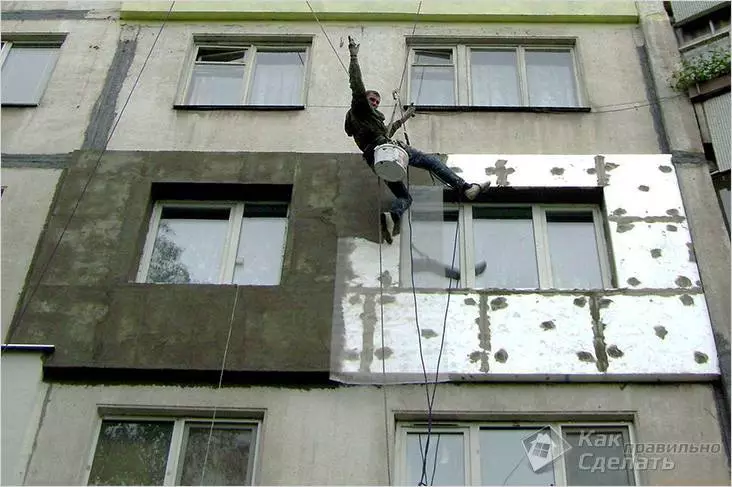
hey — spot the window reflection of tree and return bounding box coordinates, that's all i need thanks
[148,222,192,283]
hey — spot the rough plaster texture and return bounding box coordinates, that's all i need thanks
[8,151,346,373]
[104,21,663,155]
[0,17,119,154]
[1,168,62,341]
[1,352,49,486]
[332,154,719,382]
[20,382,729,485]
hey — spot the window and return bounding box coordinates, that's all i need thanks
[407,42,582,108]
[87,418,259,485]
[398,421,637,486]
[0,39,62,106]
[404,203,611,290]
[713,170,731,235]
[137,201,288,285]
[675,5,731,45]
[178,41,309,107]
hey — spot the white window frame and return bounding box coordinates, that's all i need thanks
[136,200,288,285]
[395,420,640,486]
[402,203,612,290]
[407,41,583,108]
[178,41,310,107]
[84,416,261,486]
[407,46,459,106]
[0,38,62,106]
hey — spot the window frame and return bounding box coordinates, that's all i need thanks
[408,45,459,106]
[84,415,262,486]
[674,5,731,47]
[395,420,640,486]
[402,203,612,290]
[406,40,586,110]
[0,37,63,106]
[176,40,311,109]
[136,200,289,285]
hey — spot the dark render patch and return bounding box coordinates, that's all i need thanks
[421,329,438,339]
[541,320,556,331]
[380,295,396,304]
[654,326,668,339]
[679,294,694,306]
[551,167,565,176]
[694,351,708,364]
[577,351,596,363]
[344,349,360,361]
[616,223,634,233]
[666,224,678,232]
[494,349,508,363]
[374,347,393,360]
[469,351,482,363]
[612,208,627,216]
[490,297,508,311]
[675,276,692,288]
[659,165,673,173]
[638,185,650,192]
[650,248,662,258]
[464,297,476,306]
[627,277,641,286]
[606,345,624,358]
[573,297,587,307]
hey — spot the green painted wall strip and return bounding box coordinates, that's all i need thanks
[120,0,639,23]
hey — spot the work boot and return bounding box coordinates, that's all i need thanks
[464,181,492,200]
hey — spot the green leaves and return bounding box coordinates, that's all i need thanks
[670,48,731,92]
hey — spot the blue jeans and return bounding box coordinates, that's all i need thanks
[365,144,468,218]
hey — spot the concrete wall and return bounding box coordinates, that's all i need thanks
[21,382,729,485]
[0,351,50,486]
[1,168,63,341]
[334,154,719,382]
[1,14,120,154]
[101,20,664,155]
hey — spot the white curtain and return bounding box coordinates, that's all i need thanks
[248,51,305,105]
[471,49,520,106]
[525,50,578,107]
[186,63,246,105]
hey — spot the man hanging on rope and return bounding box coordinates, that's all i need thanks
[344,36,490,244]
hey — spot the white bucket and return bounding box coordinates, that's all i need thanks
[373,143,409,182]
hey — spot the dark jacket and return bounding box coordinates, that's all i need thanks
[344,52,389,153]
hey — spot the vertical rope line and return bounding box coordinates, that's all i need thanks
[200,288,240,485]
[305,0,349,76]
[377,179,392,485]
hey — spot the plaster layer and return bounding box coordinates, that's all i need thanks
[332,154,718,383]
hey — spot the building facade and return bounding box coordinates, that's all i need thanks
[1,1,730,485]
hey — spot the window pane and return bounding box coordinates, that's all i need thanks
[88,420,173,486]
[248,51,306,105]
[473,207,539,288]
[179,424,255,486]
[146,207,229,284]
[406,432,465,485]
[186,64,246,105]
[234,207,288,285]
[546,211,603,289]
[414,49,453,65]
[411,210,460,288]
[1,47,59,104]
[480,428,555,485]
[471,50,520,106]
[410,66,455,105]
[196,47,247,63]
[525,50,578,107]
[564,427,634,486]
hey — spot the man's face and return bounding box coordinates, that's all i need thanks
[368,94,381,109]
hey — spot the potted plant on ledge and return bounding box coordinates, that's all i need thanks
[670,47,731,101]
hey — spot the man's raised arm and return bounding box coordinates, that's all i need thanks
[348,36,368,110]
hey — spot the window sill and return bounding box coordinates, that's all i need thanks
[1,102,39,107]
[410,105,591,113]
[173,104,305,111]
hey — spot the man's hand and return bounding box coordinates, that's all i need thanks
[404,103,416,119]
[348,36,359,56]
